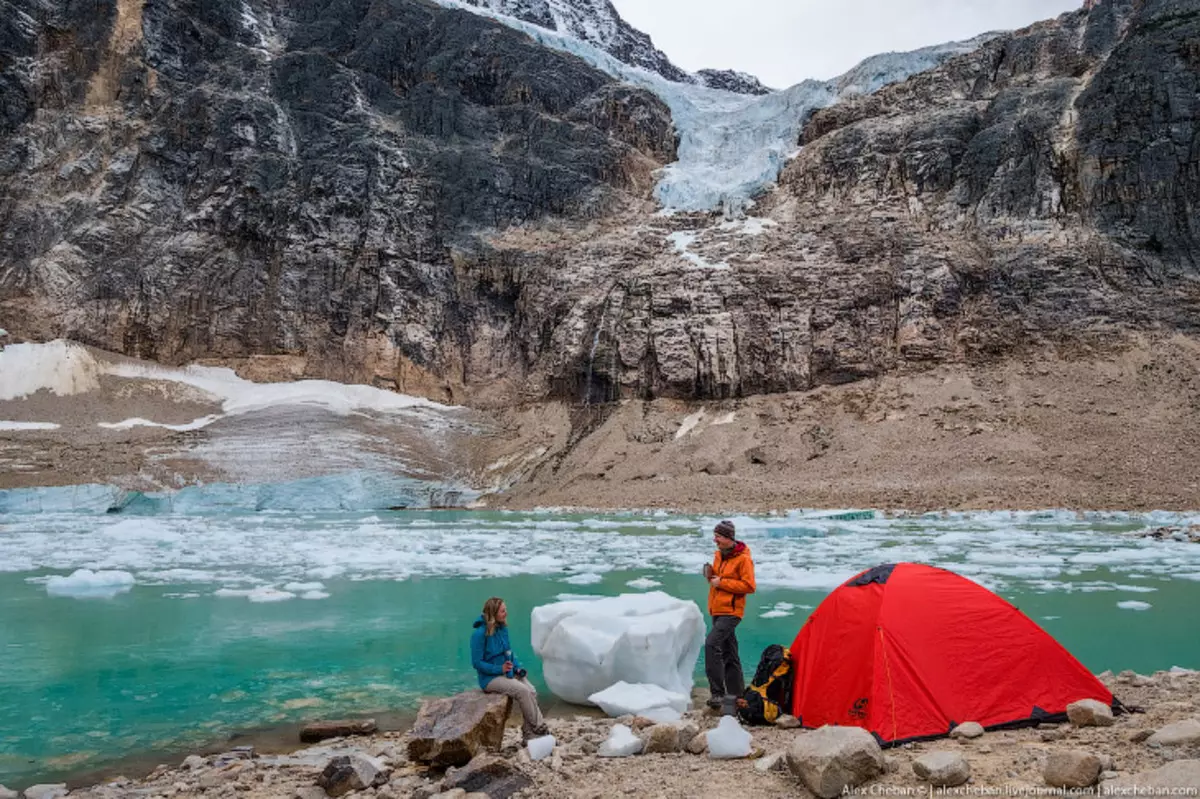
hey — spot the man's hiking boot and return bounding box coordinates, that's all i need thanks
[706,696,724,710]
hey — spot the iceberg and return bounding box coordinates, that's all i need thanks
[531,591,704,705]
[588,681,689,719]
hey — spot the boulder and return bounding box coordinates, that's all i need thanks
[950,722,984,739]
[22,786,69,799]
[408,692,512,767]
[912,751,971,787]
[317,754,390,797]
[642,724,684,754]
[1102,760,1200,793]
[786,726,885,799]
[1147,719,1200,747]
[440,754,532,799]
[1043,751,1102,788]
[300,719,378,743]
[1067,699,1114,727]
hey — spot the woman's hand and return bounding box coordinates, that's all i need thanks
[503,661,513,674]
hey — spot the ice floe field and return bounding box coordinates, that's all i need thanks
[1,498,1199,786]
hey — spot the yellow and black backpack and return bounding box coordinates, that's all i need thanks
[738,644,793,725]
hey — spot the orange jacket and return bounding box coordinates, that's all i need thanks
[708,542,756,618]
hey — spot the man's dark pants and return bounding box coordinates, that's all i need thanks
[705,615,744,699]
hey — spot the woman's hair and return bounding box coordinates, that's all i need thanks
[481,597,506,636]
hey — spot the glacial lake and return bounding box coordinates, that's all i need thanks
[2,489,1199,788]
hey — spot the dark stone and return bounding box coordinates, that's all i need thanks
[441,754,532,799]
[407,691,512,768]
[299,718,378,743]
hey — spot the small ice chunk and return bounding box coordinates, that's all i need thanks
[527,734,556,761]
[588,681,689,718]
[598,724,643,757]
[706,715,752,759]
[1117,601,1151,611]
[45,569,135,599]
[532,592,705,704]
[626,577,662,590]
[638,706,683,723]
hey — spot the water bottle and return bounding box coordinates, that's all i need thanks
[504,649,513,678]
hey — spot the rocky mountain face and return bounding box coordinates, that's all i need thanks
[452,0,774,94]
[1,0,1198,409]
[0,0,674,398]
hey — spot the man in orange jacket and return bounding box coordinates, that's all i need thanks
[703,519,756,709]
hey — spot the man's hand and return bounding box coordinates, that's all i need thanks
[709,576,722,587]
[703,563,714,579]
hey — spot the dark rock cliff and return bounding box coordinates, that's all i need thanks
[1,0,1197,405]
[0,0,674,394]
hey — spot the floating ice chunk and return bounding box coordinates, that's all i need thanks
[532,592,704,705]
[301,591,330,600]
[527,734,556,761]
[626,578,662,590]
[45,569,135,599]
[248,587,296,603]
[283,582,325,593]
[561,572,604,585]
[706,715,752,759]
[598,724,643,757]
[588,681,689,718]
[1117,601,1152,611]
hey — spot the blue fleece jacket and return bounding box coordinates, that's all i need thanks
[470,615,524,689]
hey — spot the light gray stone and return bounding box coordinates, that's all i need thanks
[786,726,885,799]
[775,715,802,729]
[686,732,708,755]
[22,787,69,799]
[1043,751,1103,788]
[1102,760,1200,794]
[912,751,971,787]
[0,786,16,799]
[1067,699,1115,727]
[294,788,327,799]
[755,751,788,773]
[1147,719,1200,748]
[950,722,984,739]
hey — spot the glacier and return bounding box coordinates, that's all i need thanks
[432,0,997,214]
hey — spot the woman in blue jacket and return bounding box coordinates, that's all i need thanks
[471,596,549,742]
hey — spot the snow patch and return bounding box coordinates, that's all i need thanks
[0,340,102,400]
[0,421,61,431]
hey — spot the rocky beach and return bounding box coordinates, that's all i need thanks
[6,670,1198,799]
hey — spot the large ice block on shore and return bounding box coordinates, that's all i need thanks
[531,592,704,705]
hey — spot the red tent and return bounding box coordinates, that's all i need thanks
[789,563,1115,745]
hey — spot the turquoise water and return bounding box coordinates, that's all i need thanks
[2,497,1199,788]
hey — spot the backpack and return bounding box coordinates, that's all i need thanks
[738,644,793,725]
